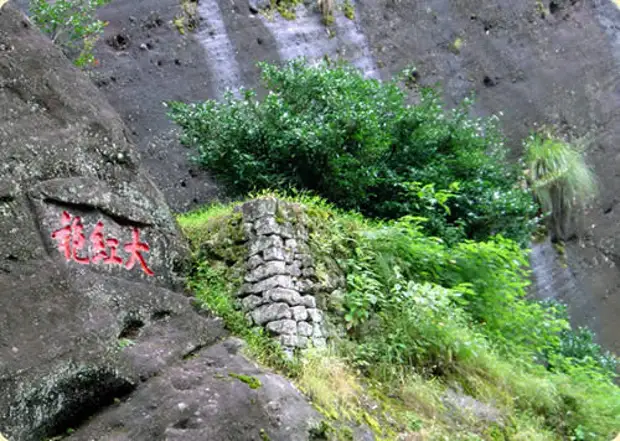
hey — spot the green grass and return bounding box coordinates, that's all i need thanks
[178,194,619,441]
[525,131,597,241]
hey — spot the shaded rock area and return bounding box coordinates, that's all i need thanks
[63,338,322,441]
[236,199,331,351]
[0,4,324,440]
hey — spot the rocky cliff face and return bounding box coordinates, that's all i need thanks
[59,0,620,355]
[0,4,324,440]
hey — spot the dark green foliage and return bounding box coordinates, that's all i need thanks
[168,59,538,245]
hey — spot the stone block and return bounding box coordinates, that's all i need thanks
[254,217,280,236]
[307,308,323,323]
[300,295,316,308]
[291,306,308,321]
[298,321,313,337]
[267,288,301,306]
[242,198,277,221]
[266,319,297,335]
[245,261,287,283]
[248,235,283,257]
[263,247,286,261]
[240,275,294,295]
[251,303,292,326]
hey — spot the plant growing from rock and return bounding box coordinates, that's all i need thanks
[524,130,597,241]
[29,0,110,68]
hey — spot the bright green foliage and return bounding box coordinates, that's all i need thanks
[524,132,597,241]
[168,59,538,245]
[29,0,110,68]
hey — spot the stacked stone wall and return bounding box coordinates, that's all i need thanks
[235,198,328,351]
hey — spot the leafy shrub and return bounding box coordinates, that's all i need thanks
[524,132,597,241]
[168,59,538,245]
[29,0,110,68]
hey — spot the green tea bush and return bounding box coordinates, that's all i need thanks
[168,59,538,245]
[29,0,110,68]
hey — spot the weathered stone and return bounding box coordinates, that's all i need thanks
[298,254,314,268]
[266,319,297,335]
[240,275,294,295]
[313,338,327,348]
[254,216,280,236]
[278,222,295,239]
[296,336,309,348]
[307,308,323,323]
[302,267,316,278]
[284,238,297,249]
[287,261,302,277]
[291,306,308,321]
[241,198,277,222]
[301,295,317,308]
[267,288,302,306]
[296,243,310,254]
[243,222,255,239]
[263,247,286,261]
[312,323,324,338]
[295,280,314,294]
[241,294,267,311]
[251,303,292,325]
[248,235,283,257]
[245,260,287,282]
[298,321,313,337]
[284,248,295,263]
[246,254,264,270]
[279,335,298,348]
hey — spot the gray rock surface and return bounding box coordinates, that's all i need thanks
[63,339,323,441]
[0,6,327,440]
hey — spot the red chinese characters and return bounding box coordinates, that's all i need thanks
[51,211,154,276]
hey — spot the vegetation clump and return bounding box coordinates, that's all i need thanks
[524,130,597,241]
[29,0,110,68]
[169,59,538,246]
[229,372,262,389]
[173,59,617,441]
[178,194,619,441]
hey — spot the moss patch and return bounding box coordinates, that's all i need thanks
[229,372,262,389]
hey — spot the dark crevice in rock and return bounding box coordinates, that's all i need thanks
[182,344,209,360]
[42,197,153,229]
[151,310,173,321]
[119,317,145,339]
